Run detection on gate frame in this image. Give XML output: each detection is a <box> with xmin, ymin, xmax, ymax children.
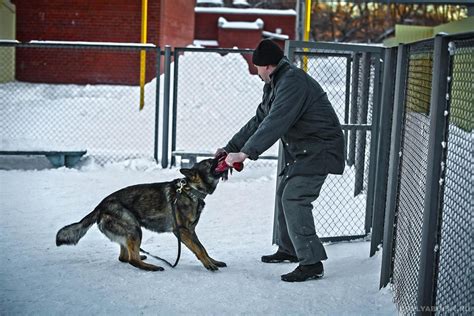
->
<box><xmin>275</xmin><ymin>40</ymin><xmax>386</xmax><ymax>245</ymax></box>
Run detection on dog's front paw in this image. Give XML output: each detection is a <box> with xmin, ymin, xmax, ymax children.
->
<box><xmin>204</xmin><ymin>261</ymin><xmax>219</xmax><ymax>271</ymax></box>
<box><xmin>211</xmin><ymin>259</ymin><xmax>227</xmax><ymax>268</ymax></box>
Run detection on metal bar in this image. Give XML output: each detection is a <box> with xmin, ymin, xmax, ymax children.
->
<box><xmin>342</xmin><ymin>124</ymin><xmax>372</xmax><ymax>131</ymax></box>
<box><xmin>273</xmin><ymin>41</ymin><xmax>295</xmax><ymax>244</ymax></box>
<box><xmin>320</xmin><ymin>234</ymin><xmax>368</xmax><ymax>243</ymax></box>
<box><xmin>416</xmin><ymin>34</ymin><xmax>450</xmax><ymax>315</ymax></box>
<box><xmin>174</xmin><ymin>47</ymin><xmax>254</xmax><ymax>54</ymax></box>
<box><xmin>171</xmin><ymin>150</ymin><xmax>278</xmax><ymax>160</ymax></box>
<box><xmin>154</xmin><ymin>47</ymin><xmax>161</xmax><ymax>163</ymax></box>
<box><xmin>161</xmin><ymin>46</ymin><xmax>172</xmax><ymax>168</ymax></box>
<box><xmin>287</xmin><ymin>40</ymin><xmax>384</xmax><ymax>54</ymax></box>
<box><xmin>371</xmin><ymin>48</ymin><xmax>397</xmax><ymax>259</ymax></box>
<box><xmin>370</xmin><ymin>48</ymin><xmax>395</xmax><ymax>257</ymax></box>
<box><xmin>379</xmin><ymin>44</ymin><xmax>409</xmax><ymax>289</ymax></box>
<box><xmin>11</xmin><ymin>42</ymin><xmax>157</xmax><ymax>50</ymax></box>
<box><xmin>294</xmin><ymin>51</ymin><xmax>353</xmax><ymax>58</ymax></box>
<box><xmin>171</xmin><ymin>49</ymin><xmax>179</xmax><ymax>167</ymax></box>
<box><xmin>365</xmin><ymin>54</ymin><xmax>382</xmax><ymax>239</ymax></box>
<box><xmin>347</xmin><ymin>53</ymin><xmax>360</xmax><ymax>166</ymax></box>
<box><xmin>344</xmin><ymin>56</ymin><xmax>352</xmax><ymax>160</ymax></box>
<box><xmin>354</xmin><ymin>52</ymin><xmax>371</xmax><ymax>197</ymax></box>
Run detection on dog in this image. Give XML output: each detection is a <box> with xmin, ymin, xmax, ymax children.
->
<box><xmin>56</xmin><ymin>158</ymin><xmax>227</xmax><ymax>272</ymax></box>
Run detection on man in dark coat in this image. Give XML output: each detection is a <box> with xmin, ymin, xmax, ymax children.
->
<box><xmin>218</xmin><ymin>39</ymin><xmax>345</xmax><ymax>282</ymax></box>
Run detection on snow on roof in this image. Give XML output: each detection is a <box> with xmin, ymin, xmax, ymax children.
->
<box><xmin>218</xmin><ymin>17</ymin><xmax>264</xmax><ymax>30</ymax></box>
<box><xmin>196</xmin><ymin>0</ymin><xmax>223</xmax><ymax>5</ymax></box>
<box><xmin>193</xmin><ymin>39</ymin><xmax>220</xmax><ymax>47</ymax></box>
<box><xmin>233</xmin><ymin>0</ymin><xmax>250</xmax><ymax>7</ymax></box>
<box><xmin>195</xmin><ymin>7</ymin><xmax>296</xmax><ymax>16</ymax></box>
<box><xmin>0</xmin><ymin>40</ymin><xmax>20</xmax><ymax>44</ymax></box>
<box><xmin>262</xmin><ymin>31</ymin><xmax>289</xmax><ymax>40</ymax></box>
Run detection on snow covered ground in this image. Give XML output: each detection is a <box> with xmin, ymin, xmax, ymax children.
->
<box><xmin>0</xmin><ymin>159</ymin><xmax>396</xmax><ymax>315</ymax></box>
<box><xmin>1</xmin><ymin>47</ymin><xmax>396</xmax><ymax>315</ymax></box>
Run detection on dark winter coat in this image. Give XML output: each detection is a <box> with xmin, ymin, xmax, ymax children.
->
<box><xmin>223</xmin><ymin>57</ymin><xmax>345</xmax><ymax>176</ymax></box>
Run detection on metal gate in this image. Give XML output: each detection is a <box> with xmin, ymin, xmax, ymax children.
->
<box><xmin>276</xmin><ymin>41</ymin><xmax>387</xmax><ymax>244</ymax></box>
<box><xmin>160</xmin><ymin>42</ymin><xmax>387</xmax><ymax>245</ymax></box>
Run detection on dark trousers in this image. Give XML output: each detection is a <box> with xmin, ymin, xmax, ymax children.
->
<box><xmin>272</xmin><ymin>174</ymin><xmax>328</xmax><ymax>265</ymax></box>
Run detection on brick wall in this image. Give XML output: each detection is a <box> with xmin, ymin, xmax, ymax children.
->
<box><xmin>195</xmin><ymin>10</ymin><xmax>296</xmax><ymax>42</ymax></box>
<box><xmin>160</xmin><ymin>0</ymin><xmax>195</xmax><ymax>48</ymax></box>
<box><xmin>218</xmin><ymin>27</ymin><xmax>262</xmax><ymax>74</ymax></box>
<box><xmin>13</xmin><ymin>0</ymin><xmax>195</xmax><ymax>85</ymax></box>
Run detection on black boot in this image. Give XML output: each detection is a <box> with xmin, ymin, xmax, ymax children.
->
<box><xmin>261</xmin><ymin>251</ymin><xmax>299</xmax><ymax>263</ymax></box>
<box><xmin>281</xmin><ymin>262</ymin><xmax>324</xmax><ymax>282</ymax></box>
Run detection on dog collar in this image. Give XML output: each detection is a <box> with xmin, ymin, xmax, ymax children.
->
<box><xmin>176</xmin><ymin>179</ymin><xmax>207</xmax><ymax>200</ymax></box>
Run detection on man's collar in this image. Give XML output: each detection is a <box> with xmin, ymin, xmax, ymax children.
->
<box><xmin>269</xmin><ymin>57</ymin><xmax>290</xmax><ymax>85</ymax></box>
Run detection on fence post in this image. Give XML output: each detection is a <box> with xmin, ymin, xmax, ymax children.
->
<box><xmin>344</xmin><ymin>55</ymin><xmax>352</xmax><ymax>159</ymax></box>
<box><xmin>347</xmin><ymin>53</ymin><xmax>360</xmax><ymax>166</ymax></box>
<box><xmin>273</xmin><ymin>41</ymin><xmax>295</xmax><ymax>243</ymax></box>
<box><xmin>370</xmin><ymin>47</ymin><xmax>397</xmax><ymax>257</ymax></box>
<box><xmin>366</xmin><ymin>53</ymin><xmax>383</xmax><ymax>247</ymax></box>
<box><xmin>379</xmin><ymin>44</ymin><xmax>408</xmax><ymax>289</ymax></box>
<box><xmin>416</xmin><ymin>34</ymin><xmax>450</xmax><ymax>315</ymax></box>
<box><xmin>161</xmin><ymin>45</ymin><xmax>172</xmax><ymax>168</ymax></box>
<box><xmin>354</xmin><ymin>52</ymin><xmax>371</xmax><ymax>196</ymax></box>
<box><xmin>171</xmin><ymin>49</ymin><xmax>180</xmax><ymax>167</ymax></box>
<box><xmin>154</xmin><ymin>47</ymin><xmax>161</xmax><ymax>163</ymax></box>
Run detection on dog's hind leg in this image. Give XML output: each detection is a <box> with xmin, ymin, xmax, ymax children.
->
<box><xmin>126</xmin><ymin>238</ymin><xmax>164</xmax><ymax>271</ymax></box>
<box><xmin>119</xmin><ymin>246</ymin><xmax>129</xmax><ymax>262</ymax></box>
<box><xmin>119</xmin><ymin>246</ymin><xmax>146</xmax><ymax>262</ymax></box>
<box><xmin>97</xmin><ymin>205</ymin><xmax>157</xmax><ymax>270</ymax></box>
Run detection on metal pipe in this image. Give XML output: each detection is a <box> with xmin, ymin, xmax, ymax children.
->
<box><xmin>416</xmin><ymin>34</ymin><xmax>450</xmax><ymax>315</ymax></box>
<box><xmin>171</xmin><ymin>49</ymin><xmax>180</xmax><ymax>167</ymax></box>
<box><xmin>154</xmin><ymin>47</ymin><xmax>161</xmax><ymax>163</ymax></box>
<box><xmin>379</xmin><ymin>44</ymin><xmax>409</xmax><ymax>289</ymax></box>
<box><xmin>161</xmin><ymin>46</ymin><xmax>171</xmax><ymax>168</ymax></box>
<box><xmin>139</xmin><ymin>0</ymin><xmax>148</xmax><ymax>110</ymax></box>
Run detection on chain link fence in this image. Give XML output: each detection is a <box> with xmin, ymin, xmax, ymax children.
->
<box><xmin>169</xmin><ymin>47</ymin><xmax>273</xmax><ymax>168</ymax></box>
<box><xmin>381</xmin><ymin>33</ymin><xmax>473</xmax><ymax>315</ymax></box>
<box><xmin>0</xmin><ymin>42</ymin><xmax>159</xmax><ymax>166</ymax></box>
<box><xmin>391</xmin><ymin>39</ymin><xmax>434</xmax><ymax>314</ymax></box>
<box><xmin>165</xmin><ymin>42</ymin><xmax>384</xmax><ymax>242</ymax></box>
<box><xmin>435</xmin><ymin>37</ymin><xmax>473</xmax><ymax>315</ymax></box>
<box><xmin>281</xmin><ymin>42</ymin><xmax>384</xmax><ymax>241</ymax></box>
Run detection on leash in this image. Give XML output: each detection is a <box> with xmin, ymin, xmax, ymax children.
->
<box><xmin>139</xmin><ymin>179</ymin><xmax>185</xmax><ymax>268</ymax></box>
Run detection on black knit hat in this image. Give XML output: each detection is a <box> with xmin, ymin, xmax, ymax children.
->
<box><xmin>252</xmin><ymin>39</ymin><xmax>284</xmax><ymax>66</ymax></box>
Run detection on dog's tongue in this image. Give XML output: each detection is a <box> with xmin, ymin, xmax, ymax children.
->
<box><xmin>215</xmin><ymin>153</ymin><xmax>244</xmax><ymax>173</ymax></box>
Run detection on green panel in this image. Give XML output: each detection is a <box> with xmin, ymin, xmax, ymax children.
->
<box><xmin>450</xmin><ymin>42</ymin><xmax>474</xmax><ymax>132</ymax></box>
<box><xmin>0</xmin><ymin>0</ymin><xmax>16</xmax><ymax>83</ymax></box>
<box><xmin>396</xmin><ymin>24</ymin><xmax>434</xmax><ymax>44</ymax></box>
<box><xmin>434</xmin><ymin>17</ymin><xmax>474</xmax><ymax>35</ymax></box>
<box><xmin>406</xmin><ymin>52</ymin><xmax>433</xmax><ymax>114</ymax></box>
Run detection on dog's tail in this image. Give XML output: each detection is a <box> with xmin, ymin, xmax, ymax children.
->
<box><xmin>56</xmin><ymin>208</ymin><xmax>99</xmax><ymax>246</ymax></box>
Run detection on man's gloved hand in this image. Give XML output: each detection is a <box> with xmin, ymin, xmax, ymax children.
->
<box><xmin>225</xmin><ymin>152</ymin><xmax>248</xmax><ymax>168</ymax></box>
<box><xmin>214</xmin><ymin>148</ymin><xmax>227</xmax><ymax>159</ymax></box>
<box><xmin>214</xmin><ymin>152</ymin><xmax>244</xmax><ymax>180</ymax></box>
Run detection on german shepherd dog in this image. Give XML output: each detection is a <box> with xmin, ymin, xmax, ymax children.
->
<box><xmin>56</xmin><ymin>158</ymin><xmax>227</xmax><ymax>272</ymax></box>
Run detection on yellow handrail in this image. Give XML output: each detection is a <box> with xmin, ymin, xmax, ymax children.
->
<box><xmin>303</xmin><ymin>0</ymin><xmax>311</xmax><ymax>72</ymax></box>
<box><xmin>139</xmin><ymin>0</ymin><xmax>148</xmax><ymax>110</ymax></box>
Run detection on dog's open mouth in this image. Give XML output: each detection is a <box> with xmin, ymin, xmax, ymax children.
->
<box><xmin>211</xmin><ymin>158</ymin><xmax>223</xmax><ymax>177</ymax></box>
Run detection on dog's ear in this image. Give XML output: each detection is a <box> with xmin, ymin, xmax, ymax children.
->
<box><xmin>180</xmin><ymin>168</ymin><xmax>196</xmax><ymax>179</ymax></box>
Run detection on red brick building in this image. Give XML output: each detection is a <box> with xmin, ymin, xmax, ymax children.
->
<box><xmin>194</xmin><ymin>6</ymin><xmax>296</xmax><ymax>74</ymax></box>
<box><xmin>12</xmin><ymin>1</ymin><xmax>296</xmax><ymax>84</ymax></box>
<box><xmin>194</xmin><ymin>7</ymin><xmax>296</xmax><ymax>48</ymax></box>
<box><xmin>12</xmin><ymin>0</ymin><xmax>195</xmax><ymax>85</ymax></box>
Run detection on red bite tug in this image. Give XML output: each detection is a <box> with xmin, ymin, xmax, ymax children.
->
<box><xmin>215</xmin><ymin>152</ymin><xmax>244</xmax><ymax>174</ymax></box>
